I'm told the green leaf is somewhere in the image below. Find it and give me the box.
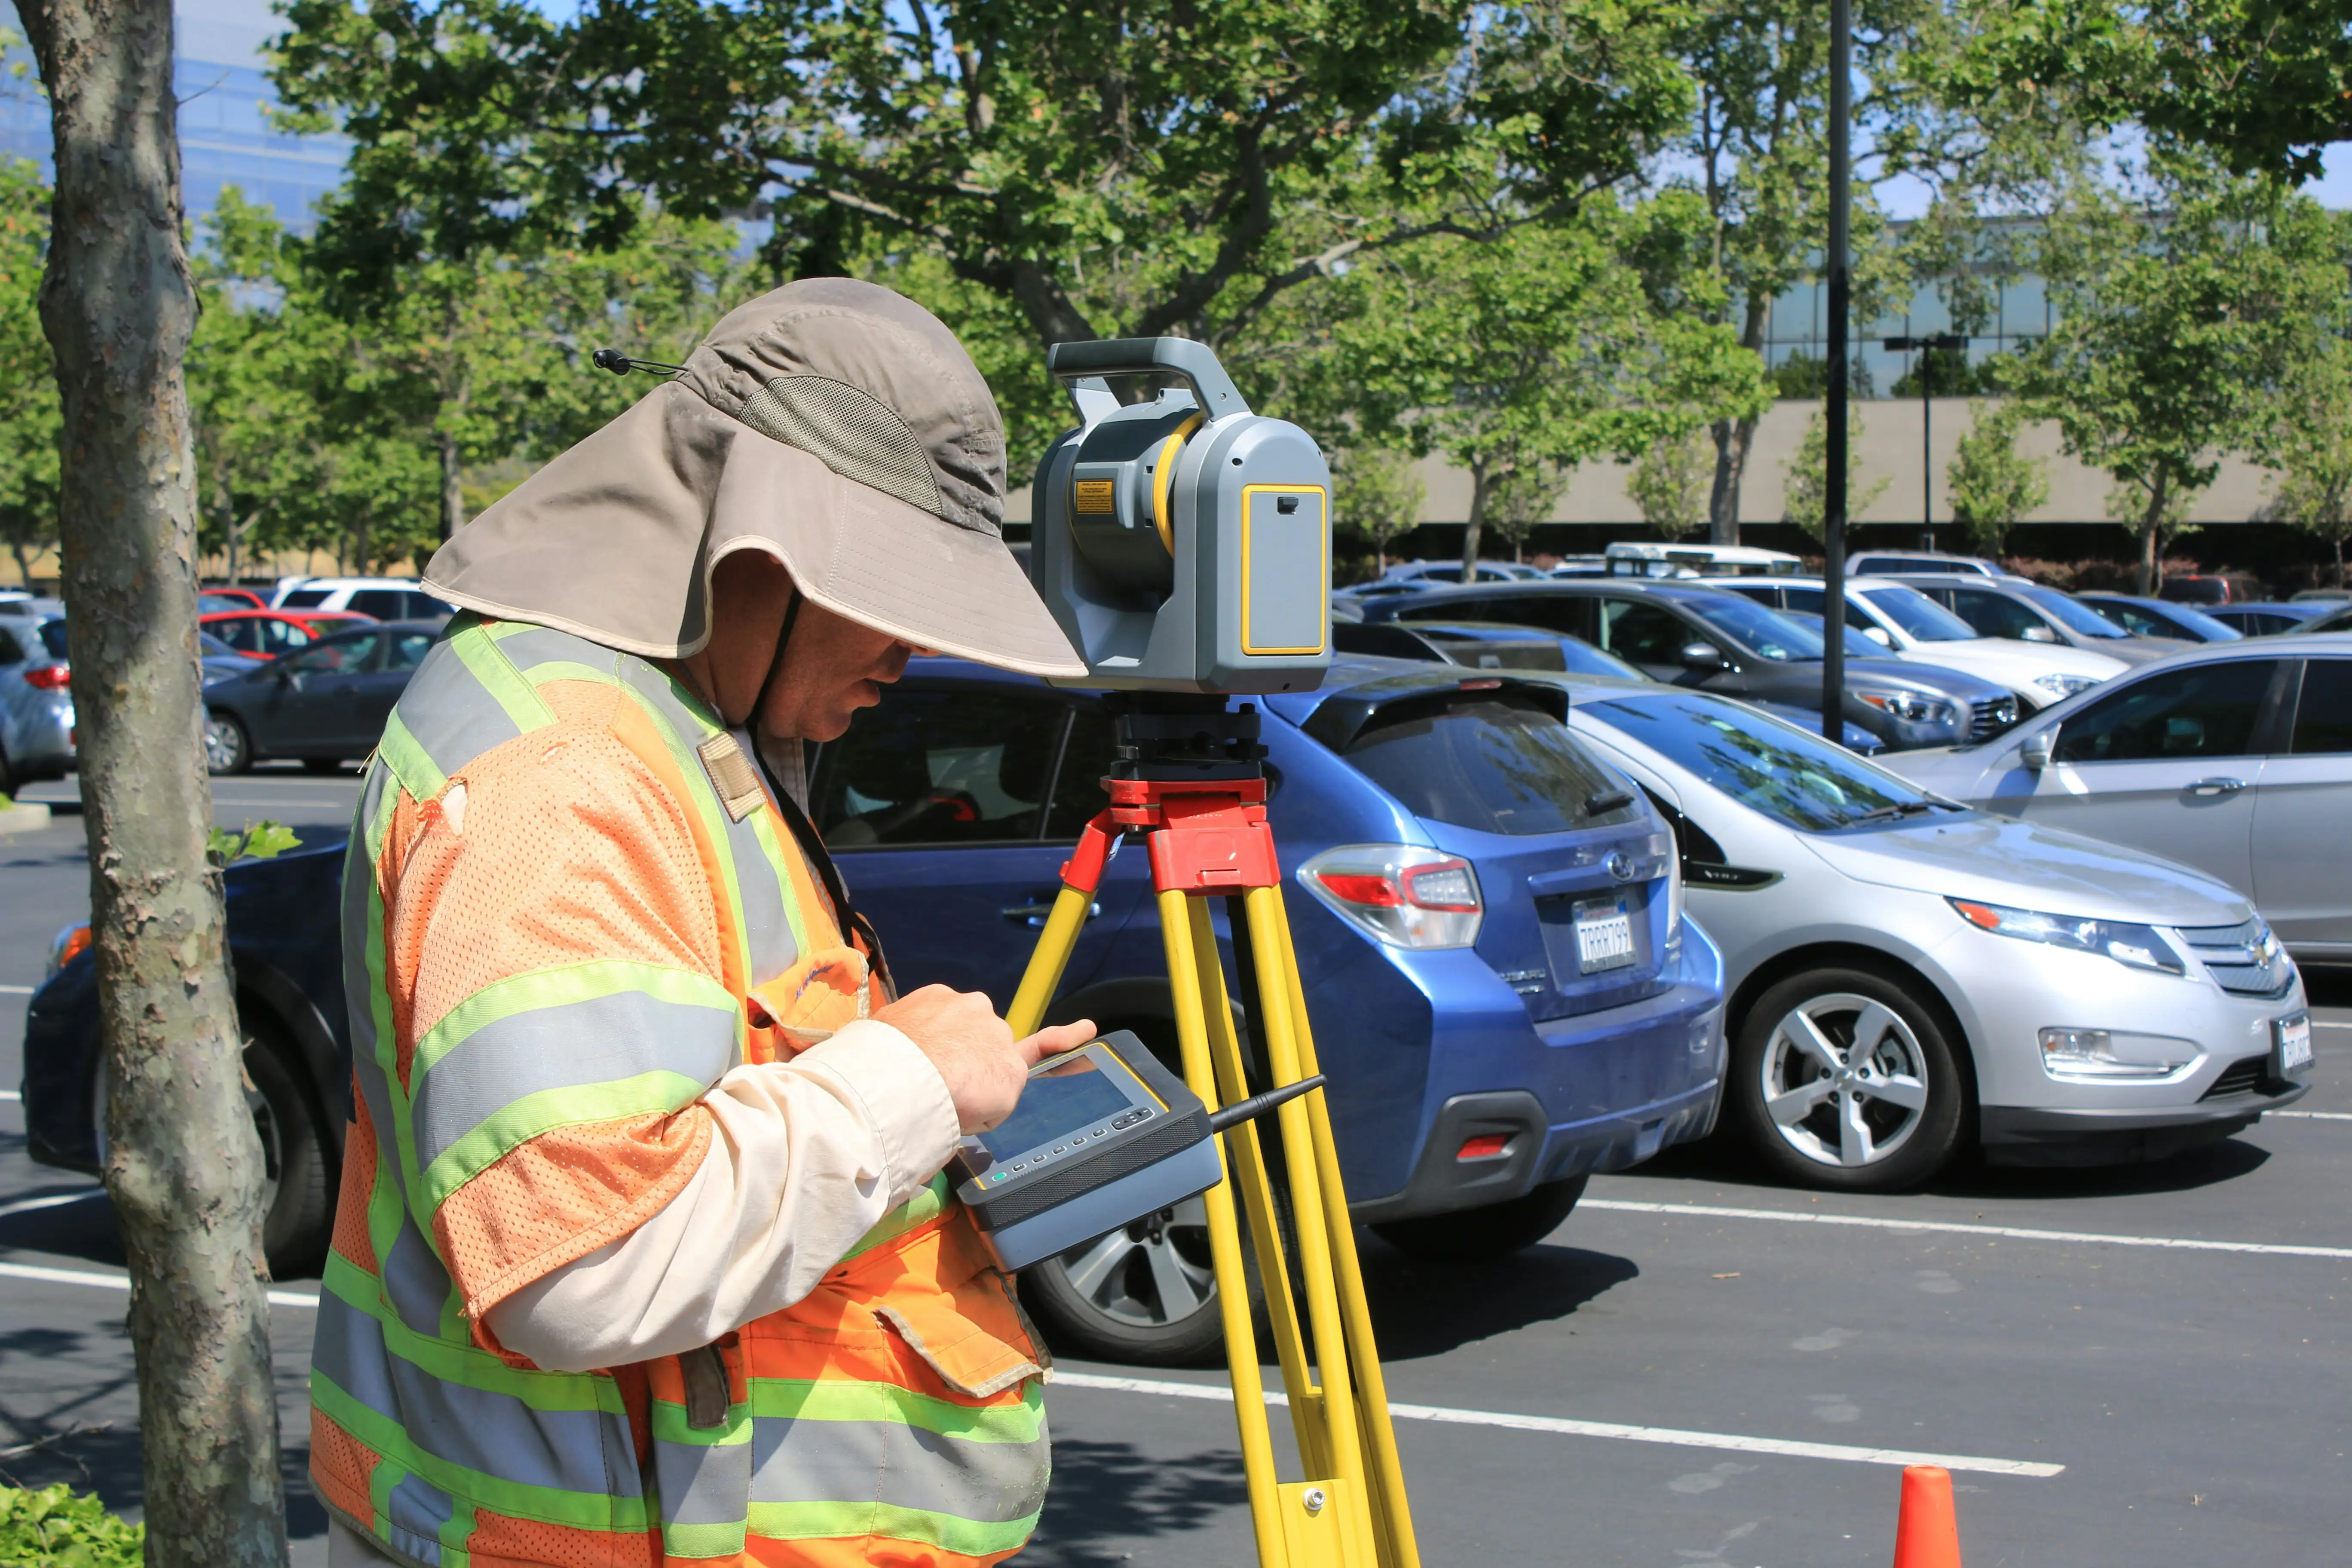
[0,1483,144,1568]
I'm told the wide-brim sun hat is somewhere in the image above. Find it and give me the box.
[423,277,1086,678]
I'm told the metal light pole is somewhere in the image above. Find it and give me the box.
[1884,332,1967,550]
[1823,0,1850,744]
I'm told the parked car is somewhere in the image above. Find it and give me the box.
[1375,559,1534,587]
[0,600,71,793]
[1566,682,2312,1186]
[1845,549,2009,579]
[1602,542,1802,579]
[1716,576,2126,709]
[31,655,1733,1358]
[270,576,456,621]
[23,836,352,1276]
[2300,603,2352,634]
[202,620,443,774]
[1886,573,2188,665]
[1883,636,2352,965]
[2290,588,2352,604]
[199,587,269,612]
[2160,574,2264,606]
[1355,579,2020,749]
[2204,601,2338,637]
[1332,579,1442,602]
[200,630,265,686]
[199,608,373,659]
[1338,618,1886,752]
[2076,592,2244,643]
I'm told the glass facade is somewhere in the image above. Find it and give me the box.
[0,0,352,228]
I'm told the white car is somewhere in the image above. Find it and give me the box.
[270,576,455,621]
[1718,576,2126,708]
[1882,635,2352,966]
[1565,681,2312,1188]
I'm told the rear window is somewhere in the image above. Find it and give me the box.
[279,588,330,609]
[1340,695,1628,836]
[37,621,67,658]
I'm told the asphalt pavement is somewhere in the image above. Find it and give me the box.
[3,770,2348,1565]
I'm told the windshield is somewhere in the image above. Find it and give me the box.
[1858,585,1978,643]
[1585,690,1944,833]
[1780,610,1888,659]
[2019,585,2130,638]
[1681,595,1826,662]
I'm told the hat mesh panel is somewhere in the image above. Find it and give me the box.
[736,375,945,519]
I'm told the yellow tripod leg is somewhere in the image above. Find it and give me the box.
[1183,897,1332,1483]
[1160,889,1287,1568]
[1239,887,1373,1544]
[1266,889,1423,1568]
[1007,883,1096,1038]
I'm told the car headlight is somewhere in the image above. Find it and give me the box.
[2037,1028,2198,1081]
[1857,689,1956,726]
[2031,673,2103,698]
[1950,897,2184,974]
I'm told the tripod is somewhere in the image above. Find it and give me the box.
[1006,696,1421,1568]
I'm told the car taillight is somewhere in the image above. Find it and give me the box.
[1296,845,1483,949]
[23,664,68,690]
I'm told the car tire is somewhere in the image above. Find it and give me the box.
[301,758,346,775]
[1730,966,1969,1192]
[205,710,251,775]
[1372,1176,1588,1262]
[1019,1195,1240,1366]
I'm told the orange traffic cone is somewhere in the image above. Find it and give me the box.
[1891,1464,1962,1568]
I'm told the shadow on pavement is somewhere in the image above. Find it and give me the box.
[0,1189,125,1266]
[1024,1438,1246,1565]
[1356,1239,1638,1360]
[1623,1124,2274,1202]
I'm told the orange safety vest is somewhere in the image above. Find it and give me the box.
[309,616,1050,1568]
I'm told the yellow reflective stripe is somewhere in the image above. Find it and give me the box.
[320,1256,626,1412]
[410,961,738,1081]
[417,1069,713,1216]
[374,710,446,803]
[842,1173,951,1262]
[662,1519,750,1558]
[450,622,557,735]
[744,1374,1044,1444]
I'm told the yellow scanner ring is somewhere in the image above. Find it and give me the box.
[1151,413,1205,556]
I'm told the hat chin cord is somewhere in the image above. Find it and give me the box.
[751,586,805,733]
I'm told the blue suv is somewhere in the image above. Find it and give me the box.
[21,653,1725,1366]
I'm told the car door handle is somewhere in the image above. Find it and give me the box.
[1001,899,1102,927]
[2186,776,2245,797]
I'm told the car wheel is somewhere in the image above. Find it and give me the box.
[1371,1176,1588,1262]
[204,710,251,775]
[1730,967,1968,1192]
[1020,1195,1235,1366]
[301,757,346,775]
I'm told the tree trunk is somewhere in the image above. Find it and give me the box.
[438,423,465,542]
[1460,463,1490,580]
[1708,297,1772,545]
[2135,476,2167,596]
[2335,532,2346,590]
[16,0,289,1563]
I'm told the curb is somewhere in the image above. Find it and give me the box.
[0,802,55,836]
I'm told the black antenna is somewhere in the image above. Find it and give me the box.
[591,348,688,377]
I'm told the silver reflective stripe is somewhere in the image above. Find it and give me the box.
[611,657,798,986]
[656,1435,753,1527]
[408,988,740,1176]
[395,638,527,783]
[380,1216,455,1339]
[340,795,384,1106]
[749,1413,1050,1525]
[491,625,621,683]
[312,1292,640,1500]
[384,1472,453,1565]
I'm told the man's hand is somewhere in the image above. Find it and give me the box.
[874,985,1094,1134]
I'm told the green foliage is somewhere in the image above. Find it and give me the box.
[1945,0,2352,184]
[0,155,58,587]
[2259,336,2352,588]
[1945,399,2049,555]
[1781,403,1889,543]
[1331,447,1426,569]
[2007,161,2349,589]
[1629,429,1713,540]
[1888,346,2001,398]
[0,1483,144,1566]
[205,820,303,870]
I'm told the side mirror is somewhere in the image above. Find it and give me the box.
[2020,625,2060,643]
[1863,626,1893,646]
[1680,640,1726,673]
[2020,729,2056,771]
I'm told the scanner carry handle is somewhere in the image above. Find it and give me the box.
[1047,337,1251,420]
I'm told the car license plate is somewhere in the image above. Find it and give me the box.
[1574,897,1637,974]
[2276,1013,2314,1075]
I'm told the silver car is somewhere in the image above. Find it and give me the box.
[1566,682,2311,1189]
[1884,635,2352,966]
[1889,572,2189,666]
[0,599,72,796]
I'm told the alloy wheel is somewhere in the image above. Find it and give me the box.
[1050,1197,1216,1328]
[203,711,247,774]
[1759,992,1930,1168]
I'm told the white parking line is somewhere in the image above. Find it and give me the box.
[2272,1111,2352,1121]
[0,1189,101,1220]
[1582,1199,2352,1259]
[0,1259,319,1310]
[0,1088,19,1101]
[0,985,32,996]
[208,798,357,811]
[1052,1372,2063,1478]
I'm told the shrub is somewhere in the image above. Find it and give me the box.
[0,1484,144,1566]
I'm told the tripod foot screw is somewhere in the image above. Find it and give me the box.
[1302,1488,1327,1516]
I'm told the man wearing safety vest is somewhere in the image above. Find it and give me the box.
[313,279,1098,1567]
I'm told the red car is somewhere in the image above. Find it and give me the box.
[198,609,373,659]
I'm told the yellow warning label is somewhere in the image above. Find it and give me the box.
[1074,479,1117,514]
